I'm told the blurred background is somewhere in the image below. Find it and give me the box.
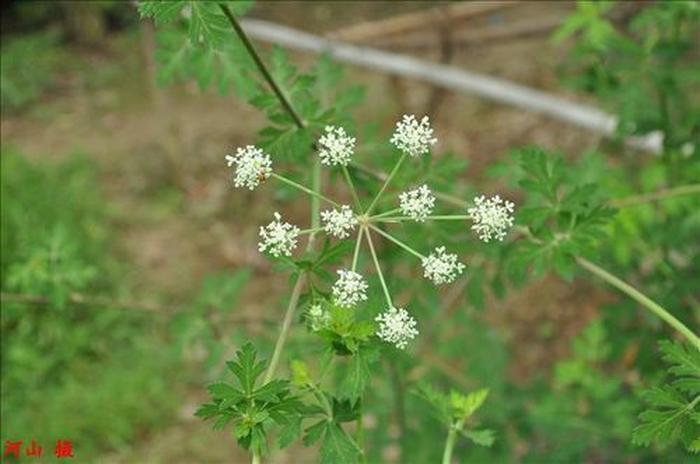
[1,1,698,463]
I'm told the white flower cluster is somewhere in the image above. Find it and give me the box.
[225,145,272,190]
[321,205,357,239]
[399,184,435,222]
[307,304,330,332]
[318,125,356,167]
[421,246,465,285]
[375,307,419,350]
[390,114,437,157]
[468,195,515,242]
[258,212,300,257]
[332,269,368,308]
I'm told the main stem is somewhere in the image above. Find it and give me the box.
[577,257,700,350]
[441,425,458,464]
[219,4,305,129]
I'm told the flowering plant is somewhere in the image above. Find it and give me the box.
[140,1,700,462]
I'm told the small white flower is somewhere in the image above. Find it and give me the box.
[318,126,356,167]
[421,246,465,285]
[307,304,330,331]
[375,307,419,350]
[467,195,515,243]
[332,269,368,308]
[258,212,300,257]
[399,184,435,222]
[321,205,357,239]
[225,145,272,190]
[390,114,437,157]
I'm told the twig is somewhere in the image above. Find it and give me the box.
[329,2,519,43]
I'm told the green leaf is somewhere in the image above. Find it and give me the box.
[320,423,360,464]
[278,415,302,449]
[339,345,378,401]
[461,429,496,447]
[226,342,266,395]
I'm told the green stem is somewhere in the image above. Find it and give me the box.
[342,165,363,211]
[365,153,407,215]
[369,208,402,220]
[375,214,470,222]
[311,161,321,229]
[610,184,700,208]
[299,227,323,235]
[219,4,305,130]
[352,229,363,272]
[577,257,700,350]
[442,425,458,464]
[264,272,307,383]
[368,224,425,260]
[271,173,339,207]
[364,227,393,307]
[252,451,261,464]
[356,398,365,463]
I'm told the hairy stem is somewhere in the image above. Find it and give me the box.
[219,4,305,129]
[364,227,393,307]
[365,153,407,215]
[368,224,425,260]
[577,257,700,349]
[272,173,339,207]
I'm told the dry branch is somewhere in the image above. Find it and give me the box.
[241,18,662,154]
[329,2,519,43]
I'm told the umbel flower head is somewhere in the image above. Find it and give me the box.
[225,145,272,190]
[468,195,515,242]
[318,125,356,167]
[399,184,435,222]
[332,269,368,308]
[321,204,357,239]
[390,114,437,157]
[422,246,465,285]
[258,212,300,257]
[375,306,419,350]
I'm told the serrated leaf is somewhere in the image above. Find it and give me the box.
[320,423,360,464]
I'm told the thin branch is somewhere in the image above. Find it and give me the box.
[365,153,407,215]
[368,224,425,260]
[272,173,340,207]
[364,226,393,307]
[219,3,305,130]
[576,258,700,350]
[263,271,308,383]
